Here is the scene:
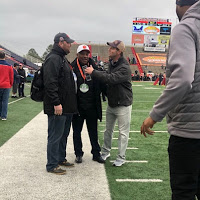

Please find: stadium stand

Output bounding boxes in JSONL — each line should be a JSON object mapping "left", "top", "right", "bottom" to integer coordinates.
{"left": 67, "top": 44, "right": 167, "bottom": 78}
{"left": 0, "top": 43, "right": 167, "bottom": 78}
{"left": 0, "top": 44, "right": 39, "bottom": 70}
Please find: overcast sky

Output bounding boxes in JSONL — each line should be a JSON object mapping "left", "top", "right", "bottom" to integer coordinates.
{"left": 0, "top": 0, "right": 177, "bottom": 57}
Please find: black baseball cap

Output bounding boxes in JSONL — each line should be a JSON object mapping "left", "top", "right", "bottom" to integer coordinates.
{"left": 54, "top": 33, "right": 75, "bottom": 43}
{"left": 14, "top": 63, "right": 19, "bottom": 67}
{"left": 176, "top": 0, "right": 199, "bottom": 6}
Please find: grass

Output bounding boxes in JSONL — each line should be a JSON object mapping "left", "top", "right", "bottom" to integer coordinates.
{"left": 0, "top": 83, "right": 43, "bottom": 147}
{"left": 0, "top": 81, "right": 170, "bottom": 199}
{"left": 98, "top": 82, "right": 171, "bottom": 200}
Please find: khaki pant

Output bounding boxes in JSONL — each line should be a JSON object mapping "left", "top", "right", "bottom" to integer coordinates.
{"left": 102, "top": 105, "right": 132, "bottom": 161}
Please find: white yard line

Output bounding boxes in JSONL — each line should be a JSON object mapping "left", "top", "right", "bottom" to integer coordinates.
{"left": 113, "top": 138, "right": 131, "bottom": 140}
{"left": 116, "top": 179, "right": 163, "bottom": 183}
{"left": 110, "top": 160, "right": 148, "bottom": 163}
{"left": 112, "top": 147, "right": 138, "bottom": 150}
{"left": 100, "top": 130, "right": 168, "bottom": 133}
{"left": 102, "top": 109, "right": 151, "bottom": 112}
{"left": 8, "top": 95, "right": 30, "bottom": 105}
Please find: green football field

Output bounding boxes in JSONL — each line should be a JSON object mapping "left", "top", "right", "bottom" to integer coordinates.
{"left": 99, "top": 82, "right": 170, "bottom": 200}
{"left": 0, "top": 82, "right": 170, "bottom": 200}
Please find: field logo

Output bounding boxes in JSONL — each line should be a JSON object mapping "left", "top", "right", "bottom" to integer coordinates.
{"left": 143, "top": 56, "right": 166, "bottom": 64}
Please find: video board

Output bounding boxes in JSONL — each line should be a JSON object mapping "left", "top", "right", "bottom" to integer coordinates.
{"left": 132, "top": 17, "right": 172, "bottom": 45}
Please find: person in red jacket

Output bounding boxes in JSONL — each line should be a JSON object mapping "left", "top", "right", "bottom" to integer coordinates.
{"left": 0, "top": 51, "right": 14, "bottom": 120}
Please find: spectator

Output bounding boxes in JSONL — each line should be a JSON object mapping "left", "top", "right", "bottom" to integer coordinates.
{"left": 43, "top": 32, "right": 77, "bottom": 175}
{"left": 141, "top": 0, "right": 200, "bottom": 199}
{"left": 158, "top": 73, "right": 163, "bottom": 85}
{"left": 71, "top": 44, "right": 105, "bottom": 164}
{"left": 85, "top": 40, "right": 133, "bottom": 167}
{"left": 0, "top": 51, "right": 14, "bottom": 120}
{"left": 11, "top": 63, "right": 20, "bottom": 98}
{"left": 17, "top": 64, "right": 26, "bottom": 97}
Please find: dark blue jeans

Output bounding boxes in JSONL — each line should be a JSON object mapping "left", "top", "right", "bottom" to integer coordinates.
{"left": 46, "top": 114, "right": 73, "bottom": 171}
{"left": 0, "top": 88, "right": 11, "bottom": 119}
{"left": 168, "top": 135, "right": 200, "bottom": 200}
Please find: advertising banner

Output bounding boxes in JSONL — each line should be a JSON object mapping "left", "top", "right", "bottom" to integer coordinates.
{"left": 144, "top": 47, "right": 166, "bottom": 52}
{"left": 132, "top": 34, "right": 144, "bottom": 44}
{"left": 160, "top": 27, "right": 171, "bottom": 35}
{"left": 144, "top": 35, "right": 158, "bottom": 45}
{"left": 137, "top": 53, "right": 167, "bottom": 66}
{"left": 132, "top": 25, "right": 160, "bottom": 35}
{"left": 158, "top": 35, "right": 170, "bottom": 45}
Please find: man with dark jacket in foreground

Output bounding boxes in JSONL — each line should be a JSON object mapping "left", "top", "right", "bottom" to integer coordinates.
{"left": 71, "top": 44, "right": 105, "bottom": 164}
{"left": 85, "top": 40, "right": 133, "bottom": 167}
{"left": 141, "top": 0, "right": 200, "bottom": 199}
{"left": 43, "top": 33, "right": 77, "bottom": 175}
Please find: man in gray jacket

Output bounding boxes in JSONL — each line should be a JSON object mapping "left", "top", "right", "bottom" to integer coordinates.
{"left": 85, "top": 40, "right": 133, "bottom": 167}
{"left": 141, "top": 0, "right": 200, "bottom": 199}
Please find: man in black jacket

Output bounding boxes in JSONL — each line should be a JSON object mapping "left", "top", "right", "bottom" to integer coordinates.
{"left": 17, "top": 64, "right": 26, "bottom": 97}
{"left": 71, "top": 44, "right": 105, "bottom": 164}
{"left": 43, "top": 33, "right": 77, "bottom": 175}
{"left": 85, "top": 40, "right": 133, "bottom": 167}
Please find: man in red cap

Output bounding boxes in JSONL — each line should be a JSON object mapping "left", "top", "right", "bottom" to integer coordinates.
{"left": 141, "top": 0, "right": 200, "bottom": 199}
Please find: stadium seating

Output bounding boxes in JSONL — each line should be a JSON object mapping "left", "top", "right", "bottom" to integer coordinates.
{"left": 0, "top": 44, "right": 39, "bottom": 70}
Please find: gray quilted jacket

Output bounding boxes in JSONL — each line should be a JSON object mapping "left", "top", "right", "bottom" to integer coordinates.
{"left": 150, "top": 1, "right": 200, "bottom": 139}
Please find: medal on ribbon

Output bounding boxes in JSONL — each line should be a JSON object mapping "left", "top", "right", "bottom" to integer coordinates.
{"left": 77, "top": 59, "right": 89, "bottom": 93}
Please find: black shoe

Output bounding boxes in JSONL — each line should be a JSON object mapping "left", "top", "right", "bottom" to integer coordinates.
{"left": 93, "top": 156, "right": 105, "bottom": 164}
{"left": 75, "top": 156, "right": 82, "bottom": 163}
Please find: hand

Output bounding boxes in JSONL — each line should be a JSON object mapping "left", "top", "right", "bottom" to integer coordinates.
{"left": 141, "top": 117, "right": 156, "bottom": 137}
{"left": 84, "top": 65, "right": 94, "bottom": 74}
{"left": 54, "top": 104, "right": 62, "bottom": 115}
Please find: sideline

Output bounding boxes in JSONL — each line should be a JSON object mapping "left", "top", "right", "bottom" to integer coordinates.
{"left": 0, "top": 112, "right": 111, "bottom": 200}
{"left": 8, "top": 95, "right": 30, "bottom": 105}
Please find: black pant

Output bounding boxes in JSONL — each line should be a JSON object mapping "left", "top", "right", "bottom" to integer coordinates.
{"left": 18, "top": 82, "right": 24, "bottom": 97}
{"left": 168, "top": 135, "right": 200, "bottom": 200}
{"left": 72, "top": 112, "right": 101, "bottom": 158}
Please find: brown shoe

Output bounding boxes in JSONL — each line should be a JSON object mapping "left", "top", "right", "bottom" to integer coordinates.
{"left": 59, "top": 160, "right": 74, "bottom": 167}
{"left": 48, "top": 166, "right": 66, "bottom": 175}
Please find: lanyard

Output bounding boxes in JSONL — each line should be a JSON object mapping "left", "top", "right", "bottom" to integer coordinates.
{"left": 76, "top": 58, "right": 86, "bottom": 80}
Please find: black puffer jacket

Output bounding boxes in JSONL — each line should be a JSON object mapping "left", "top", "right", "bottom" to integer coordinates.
{"left": 92, "top": 56, "right": 133, "bottom": 107}
{"left": 71, "top": 58, "right": 103, "bottom": 121}
{"left": 43, "top": 44, "right": 77, "bottom": 115}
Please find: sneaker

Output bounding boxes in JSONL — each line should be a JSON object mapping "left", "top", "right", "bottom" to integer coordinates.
{"left": 2, "top": 118, "right": 7, "bottom": 121}
{"left": 59, "top": 160, "right": 74, "bottom": 167}
{"left": 47, "top": 166, "right": 66, "bottom": 175}
{"left": 112, "top": 159, "right": 125, "bottom": 167}
{"left": 101, "top": 153, "right": 110, "bottom": 161}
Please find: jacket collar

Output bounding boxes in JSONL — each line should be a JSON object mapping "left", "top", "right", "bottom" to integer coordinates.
{"left": 110, "top": 56, "right": 123, "bottom": 67}
{"left": 51, "top": 44, "right": 67, "bottom": 57}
